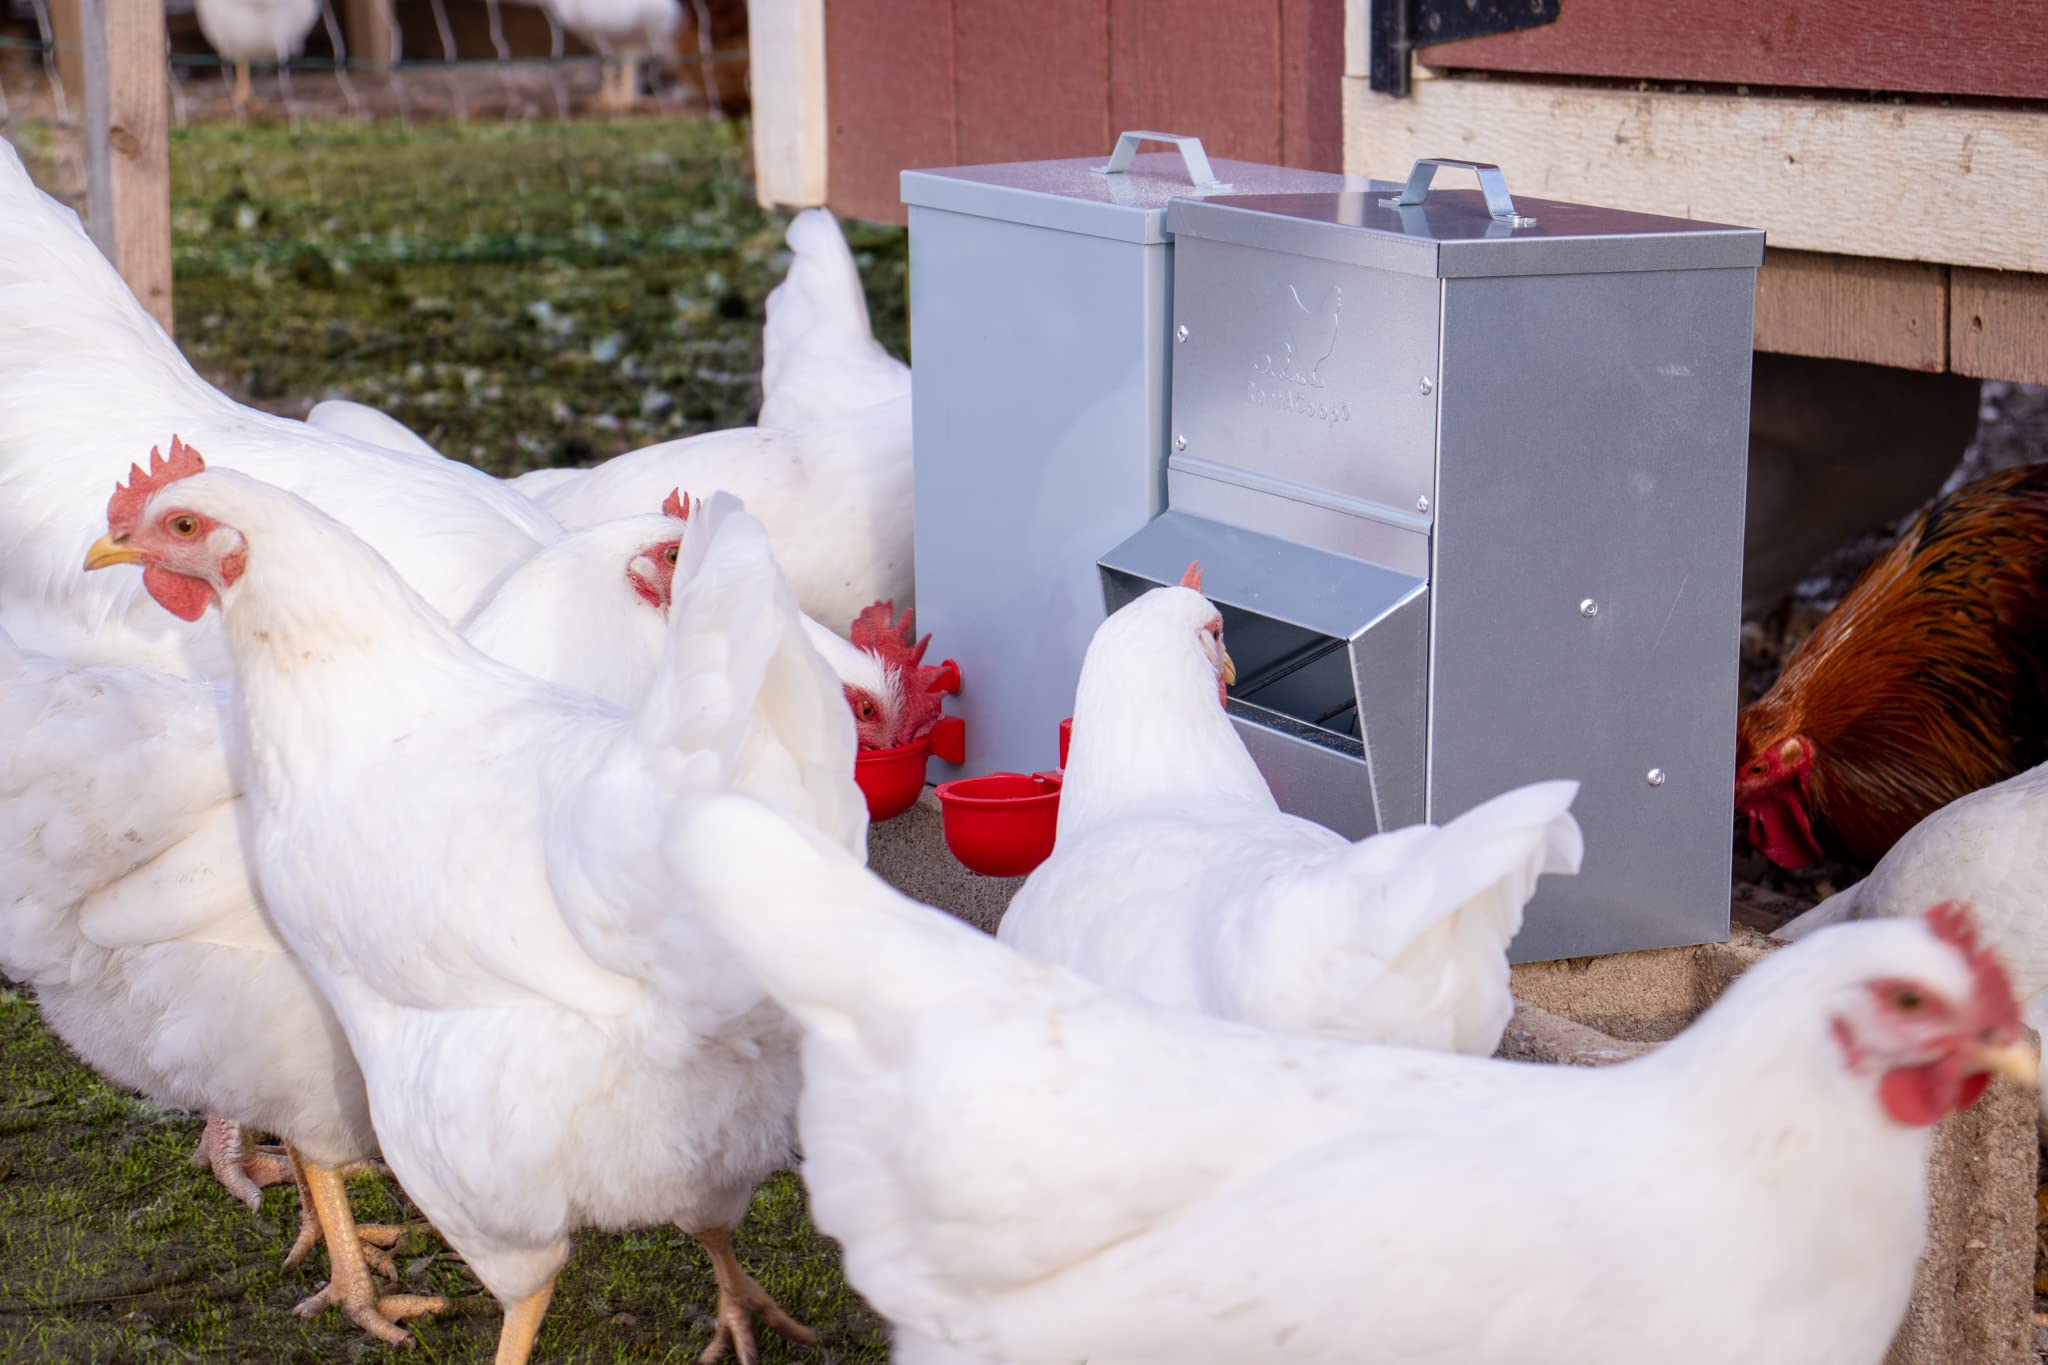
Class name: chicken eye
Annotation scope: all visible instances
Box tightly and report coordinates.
[858,702,877,719]
[664,546,679,566]
[170,515,198,538]
[1892,988,1924,1013]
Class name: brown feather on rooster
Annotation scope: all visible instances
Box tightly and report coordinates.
[1737,463,2048,871]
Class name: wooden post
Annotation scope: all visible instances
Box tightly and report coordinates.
[340,0,399,68]
[80,0,173,335]
[48,0,87,113]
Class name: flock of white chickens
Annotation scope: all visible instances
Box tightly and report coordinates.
[1,126,2041,1365]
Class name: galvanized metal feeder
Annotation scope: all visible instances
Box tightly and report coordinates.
[906,138,1764,960]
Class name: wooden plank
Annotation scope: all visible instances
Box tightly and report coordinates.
[954,0,1109,164]
[339,0,397,67]
[1417,0,2048,103]
[48,0,86,113]
[81,0,171,334]
[749,0,828,208]
[1951,269,2048,387]
[1279,0,1345,170]
[1344,71,2048,272]
[1753,249,1947,372]
[825,0,955,224]
[1108,0,1283,164]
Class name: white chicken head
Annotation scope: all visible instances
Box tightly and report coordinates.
[627,487,698,612]
[84,438,244,620]
[1084,561,1236,712]
[1802,902,2032,1127]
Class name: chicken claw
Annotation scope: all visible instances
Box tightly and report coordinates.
[280,1153,403,1278]
[288,1154,446,1344]
[693,1227,816,1365]
[191,1115,294,1209]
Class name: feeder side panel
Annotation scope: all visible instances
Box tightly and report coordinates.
[1429,265,1757,964]
[909,205,1171,779]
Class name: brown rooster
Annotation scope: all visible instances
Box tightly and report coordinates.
[1736,463,2048,870]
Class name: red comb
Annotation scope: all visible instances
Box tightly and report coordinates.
[1925,901,2021,1033]
[661,488,699,522]
[1179,561,1203,591]
[108,436,206,535]
[850,600,949,742]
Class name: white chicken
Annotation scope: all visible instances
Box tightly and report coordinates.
[1000,564,1581,1055]
[0,135,560,682]
[193,0,323,109]
[519,207,913,628]
[1774,760,2048,1129]
[1,484,701,1339]
[539,0,679,110]
[85,450,864,1361]
[676,793,2035,1365]
[303,398,447,463]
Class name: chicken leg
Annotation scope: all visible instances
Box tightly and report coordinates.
[192,1114,294,1209]
[233,61,251,111]
[493,1276,556,1365]
[693,1226,815,1365]
[279,1149,403,1280]
[289,1153,447,1345]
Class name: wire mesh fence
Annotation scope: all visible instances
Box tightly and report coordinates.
[0,0,915,485]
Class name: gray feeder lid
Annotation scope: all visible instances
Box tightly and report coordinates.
[902,130,1388,245]
[1168,159,1765,279]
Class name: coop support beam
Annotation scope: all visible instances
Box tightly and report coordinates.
[1345,68,2048,274]
[747,0,828,208]
[340,0,399,68]
[48,0,86,111]
[80,0,172,335]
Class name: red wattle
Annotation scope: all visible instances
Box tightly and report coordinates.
[142,564,214,622]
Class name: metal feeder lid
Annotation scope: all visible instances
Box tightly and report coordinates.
[901,130,1387,245]
[1166,157,1766,278]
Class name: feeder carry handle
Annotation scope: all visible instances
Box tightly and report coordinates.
[1092,131,1233,193]
[1381,158,1535,227]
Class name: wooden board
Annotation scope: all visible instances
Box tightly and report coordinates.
[1951,269,2048,386]
[1344,70,2048,272]
[81,0,171,334]
[1279,0,1345,171]
[954,0,1110,164]
[1108,0,1282,164]
[824,0,957,224]
[1753,250,1947,372]
[1417,0,2048,103]
[749,0,827,208]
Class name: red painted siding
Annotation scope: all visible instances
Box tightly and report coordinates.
[1418,0,2048,102]
[823,0,1345,225]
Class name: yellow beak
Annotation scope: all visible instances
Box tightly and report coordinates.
[1221,650,1237,687]
[83,533,145,571]
[1978,1041,2038,1087]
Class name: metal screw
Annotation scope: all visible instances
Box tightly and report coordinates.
[1646,768,1667,787]
[1418,376,1434,396]
[1415,495,1431,515]
[1173,433,1188,452]
[1175,324,1190,343]
[1579,598,1599,618]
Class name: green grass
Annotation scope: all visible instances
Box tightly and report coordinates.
[165,117,909,478]
[1,114,903,1363]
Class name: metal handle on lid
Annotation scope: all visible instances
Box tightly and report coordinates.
[1380,158,1535,227]
[1092,130,1234,193]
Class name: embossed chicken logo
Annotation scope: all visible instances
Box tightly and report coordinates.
[1254,284,1342,389]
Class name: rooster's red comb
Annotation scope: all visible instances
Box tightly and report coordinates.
[1179,561,1203,592]
[661,488,700,522]
[850,600,950,742]
[1925,901,2021,1033]
[108,436,206,535]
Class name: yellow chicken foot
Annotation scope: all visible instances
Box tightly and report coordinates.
[289,1154,446,1344]
[280,1151,402,1278]
[233,61,251,109]
[492,1276,556,1365]
[191,1115,294,1210]
[693,1226,816,1365]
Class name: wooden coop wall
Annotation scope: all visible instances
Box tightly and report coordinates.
[818,0,1347,226]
